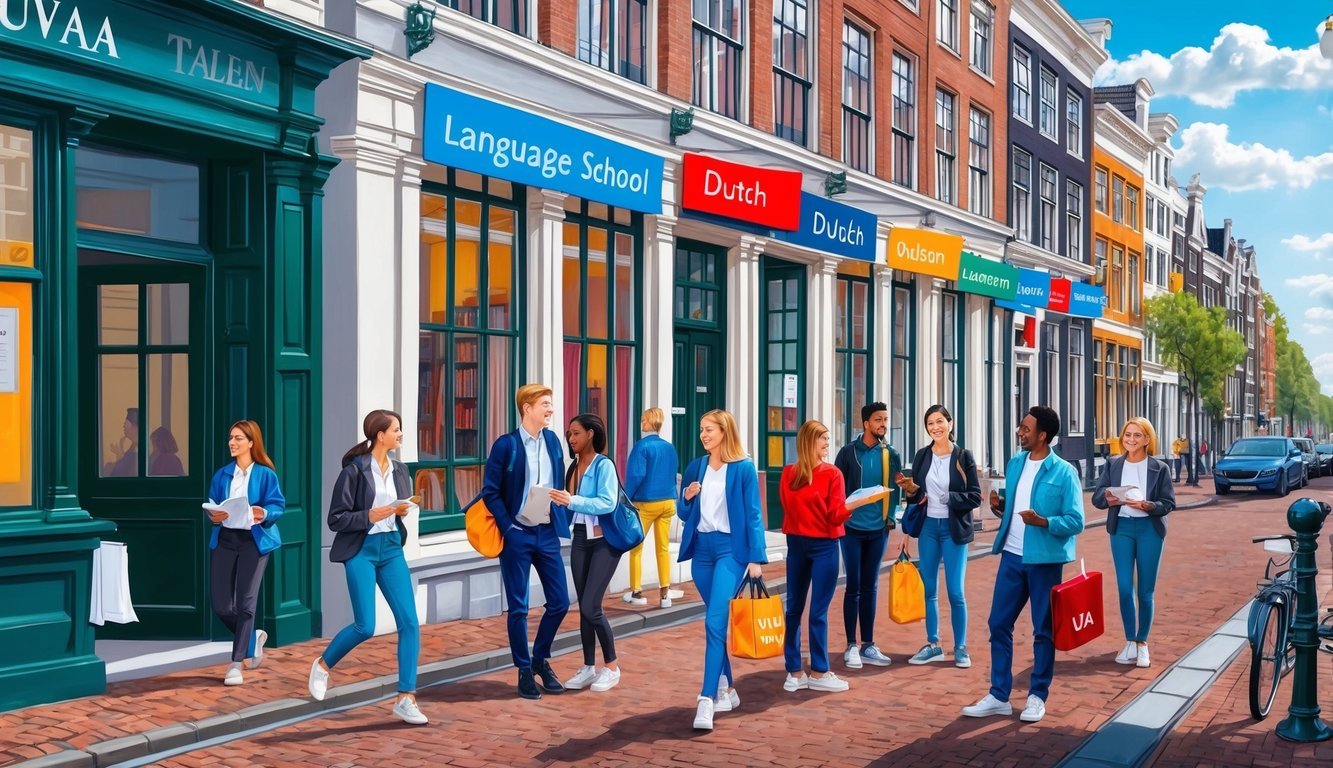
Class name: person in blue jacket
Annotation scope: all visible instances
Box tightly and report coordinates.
[621,407,680,608]
[962,406,1084,725]
[678,409,767,731]
[206,419,285,687]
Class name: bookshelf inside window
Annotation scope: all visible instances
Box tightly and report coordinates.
[454,311,481,458]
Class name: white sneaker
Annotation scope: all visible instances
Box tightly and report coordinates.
[783,672,810,692]
[667,588,685,599]
[622,591,647,606]
[565,665,598,690]
[962,693,1013,718]
[308,659,329,701]
[1136,645,1151,668]
[693,696,715,730]
[1020,695,1046,722]
[844,644,863,669]
[246,629,267,670]
[392,696,428,725]
[1115,641,1137,665]
[224,663,243,686]
[807,671,850,693]
[714,677,740,712]
[660,597,673,608]
[590,667,621,692]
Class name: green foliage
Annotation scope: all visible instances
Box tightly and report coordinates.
[1144,291,1247,408]
[1265,292,1324,432]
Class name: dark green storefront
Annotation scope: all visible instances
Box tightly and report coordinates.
[0,0,367,710]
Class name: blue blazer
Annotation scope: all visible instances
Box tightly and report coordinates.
[207,463,286,555]
[623,434,679,503]
[676,457,768,566]
[481,428,570,538]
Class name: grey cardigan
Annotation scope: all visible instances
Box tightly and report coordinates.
[1091,455,1176,537]
[328,454,412,563]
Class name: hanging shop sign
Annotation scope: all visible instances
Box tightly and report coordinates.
[997,268,1051,313]
[884,227,964,280]
[423,83,664,214]
[956,252,1018,300]
[773,193,877,262]
[1048,278,1072,313]
[680,153,802,230]
[1068,282,1107,318]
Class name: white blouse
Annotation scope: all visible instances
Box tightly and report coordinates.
[696,464,731,534]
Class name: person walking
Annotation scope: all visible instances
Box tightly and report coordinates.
[479,384,570,700]
[308,410,426,725]
[678,409,767,731]
[621,407,681,608]
[1170,435,1188,483]
[206,419,285,687]
[1092,417,1175,669]
[898,405,981,669]
[832,402,902,670]
[553,413,624,693]
[962,406,1084,724]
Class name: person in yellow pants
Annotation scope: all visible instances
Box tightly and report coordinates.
[621,408,682,608]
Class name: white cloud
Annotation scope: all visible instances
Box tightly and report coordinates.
[1304,307,1333,335]
[1096,23,1333,108]
[1284,233,1333,252]
[1175,123,1333,191]
[1314,353,1333,396]
[1286,274,1333,301]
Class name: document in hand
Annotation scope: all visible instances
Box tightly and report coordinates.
[517,485,554,526]
[203,496,253,529]
[847,485,890,506]
[1106,485,1143,501]
[393,495,422,508]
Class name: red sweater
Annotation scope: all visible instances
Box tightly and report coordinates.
[780,463,851,539]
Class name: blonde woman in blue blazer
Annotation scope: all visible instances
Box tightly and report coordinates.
[206,419,285,687]
[678,409,767,731]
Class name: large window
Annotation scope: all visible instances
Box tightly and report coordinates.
[773,0,811,145]
[1129,251,1141,317]
[940,291,963,440]
[1042,322,1060,406]
[562,198,641,469]
[417,170,523,532]
[1012,148,1031,242]
[835,275,872,446]
[448,0,528,35]
[1068,323,1084,435]
[891,51,916,188]
[937,0,958,50]
[970,1,993,75]
[1110,244,1124,312]
[1112,175,1125,223]
[891,282,915,456]
[1038,66,1057,139]
[1038,164,1057,252]
[1095,338,1141,443]
[1094,167,1108,214]
[1126,183,1140,230]
[578,0,648,84]
[967,107,991,217]
[842,21,872,172]
[935,89,956,205]
[693,0,744,120]
[1066,89,1083,157]
[1012,47,1031,123]
[1066,180,1083,262]
[0,124,33,507]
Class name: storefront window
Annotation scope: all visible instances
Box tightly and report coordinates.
[563,198,640,468]
[417,170,522,532]
[75,146,200,244]
[890,282,914,455]
[940,290,962,439]
[1042,322,1060,410]
[0,124,34,507]
[834,275,871,446]
[1069,322,1084,435]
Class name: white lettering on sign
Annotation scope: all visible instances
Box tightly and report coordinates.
[812,211,864,247]
[1073,611,1095,632]
[444,113,573,178]
[0,0,119,58]
[702,168,768,207]
[1017,283,1044,298]
[960,265,1012,291]
[580,151,649,193]
[167,33,267,94]
[895,240,947,266]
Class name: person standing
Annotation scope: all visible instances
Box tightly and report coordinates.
[832,402,902,669]
[554,413,624,693]
[962,406,1084,724]
[1170,435,1188,483]
[621,407,680,608]
[206,420,285,687]
[679,409,767,731]
[479,384,570,700]
[1092,418,1175,669]
[308,410,426,725]
[899,405,981,669]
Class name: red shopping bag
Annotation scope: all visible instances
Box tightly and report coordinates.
[1050,559,1104,651]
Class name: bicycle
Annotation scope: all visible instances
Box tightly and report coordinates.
[1247,531,1333,720]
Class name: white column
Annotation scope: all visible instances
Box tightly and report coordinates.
[526,188,568,411]
[642,211,678,443]
[808,255,840,432]
[874,264,895,408]
[397,156,424,560]
[726,236,764,457]
[963,295,988,458]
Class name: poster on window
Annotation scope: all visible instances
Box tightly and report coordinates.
[0,307,16,394]
[782,374,798,409]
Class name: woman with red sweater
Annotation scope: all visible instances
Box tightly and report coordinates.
[780,420,876,694]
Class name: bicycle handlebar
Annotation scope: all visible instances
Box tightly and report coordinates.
[1253,534,1297,543]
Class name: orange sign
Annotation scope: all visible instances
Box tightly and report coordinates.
[1168,271,1184,293]
[1,240,33,268]
[885,227,964,280]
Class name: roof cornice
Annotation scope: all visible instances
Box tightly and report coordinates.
[1012,0,1108,85]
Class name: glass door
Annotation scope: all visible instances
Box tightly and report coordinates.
[761,257,806,529]
[671,240,726,472]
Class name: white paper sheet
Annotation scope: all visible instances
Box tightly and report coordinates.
[203,495,254,529]
[517,485,554,526]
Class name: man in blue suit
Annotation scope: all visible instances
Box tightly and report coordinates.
[481,383,570,700]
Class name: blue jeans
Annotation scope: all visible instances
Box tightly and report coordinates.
[499,523,570,670]
[840,526,888,646]
[1110,516,1165,643]
[988,551,1064,703]
[321,533,420,692]
[918,516,968,647]
[783,535,841,674]
[693,531,745,698]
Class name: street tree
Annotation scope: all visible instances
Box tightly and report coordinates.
[1266,293,1323,437]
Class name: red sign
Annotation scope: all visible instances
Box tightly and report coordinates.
[681,153,803,230]
[1048,278,1071,313]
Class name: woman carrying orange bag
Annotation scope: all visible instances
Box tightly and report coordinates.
[678,410,767,731]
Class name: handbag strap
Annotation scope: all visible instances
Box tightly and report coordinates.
[881,445,890,523]
[897,539,912,562]
[732,574,770,600]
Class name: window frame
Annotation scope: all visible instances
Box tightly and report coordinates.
[1065,88,1083,157]
[1066,180,1083,263]
[967,106,991,217]
[772,0,812,146]
[1094,167,1108,214]
[935,88,956,205]
[447,0,530,36]
[692,0,746,120]
[577,0,649,84]
[1012,148,1031,242]
[834,273,874,447]
[1012,46,1032,123]
[891,50,916,188]
[969,0,993,76]
[937,0,959,51]
[841,19,873,173]
[1038,163,1057,252]
[1038,66,1058,140]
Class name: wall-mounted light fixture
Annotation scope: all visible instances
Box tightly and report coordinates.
[920,211,936,228]
[824,171,847,198]
[669,107,695,144]
[405,2,437,60]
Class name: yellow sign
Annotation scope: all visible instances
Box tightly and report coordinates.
[885,227,964,280]
[1168,271,1183,293]
[1,240,33,268]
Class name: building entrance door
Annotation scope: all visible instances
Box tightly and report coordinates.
[671,240,726,472]
[760,257,807,530]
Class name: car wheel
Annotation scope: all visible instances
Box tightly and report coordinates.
[1215,483,1230,495]
[1277,472,1289,497]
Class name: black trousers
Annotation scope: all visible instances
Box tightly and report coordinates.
[570,527,621,666]
[211,528,269,662]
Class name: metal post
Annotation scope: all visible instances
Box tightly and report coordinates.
[1276,498,1333,743]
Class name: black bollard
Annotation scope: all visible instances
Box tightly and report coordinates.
[1276,498,1333,743]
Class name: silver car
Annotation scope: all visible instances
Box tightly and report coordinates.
[1292,438,1319,482]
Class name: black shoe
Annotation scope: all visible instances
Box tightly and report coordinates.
[517,668,541,700]
[533,659,564,694]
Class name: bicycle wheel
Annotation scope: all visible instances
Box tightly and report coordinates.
[1249,601,1284,720]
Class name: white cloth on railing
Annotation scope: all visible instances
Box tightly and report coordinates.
[90,541,139,626]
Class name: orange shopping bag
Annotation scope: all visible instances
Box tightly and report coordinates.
[729,575,785,659]
[888,541,925,624]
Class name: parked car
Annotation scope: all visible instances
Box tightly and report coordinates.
[1292,438,1319,482]
[1316,444,1333,476]
[1213,437,1305,496]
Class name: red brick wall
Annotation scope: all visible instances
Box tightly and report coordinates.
[539,0,578,57]
[658,1,695,103]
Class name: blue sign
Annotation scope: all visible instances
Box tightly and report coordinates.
[1068,282,1107,317]
[997,268,1051,312]
[772,193,878,261]
[423,84,664,214]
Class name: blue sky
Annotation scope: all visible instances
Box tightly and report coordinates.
[1061,2,1333,394]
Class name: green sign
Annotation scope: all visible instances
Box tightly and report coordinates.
[957,251,1018,300]
[0,0,281,109]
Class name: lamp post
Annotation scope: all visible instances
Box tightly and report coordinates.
[1320,15,1333,59]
